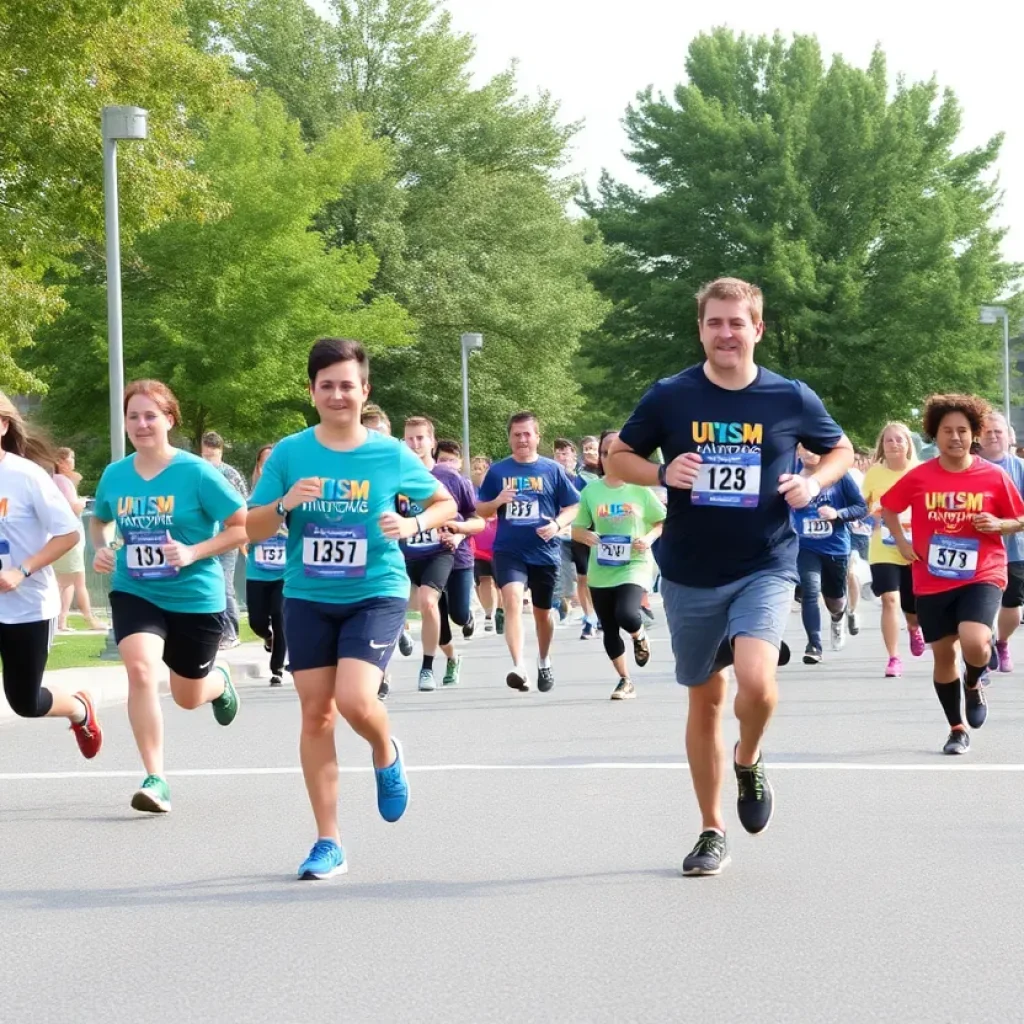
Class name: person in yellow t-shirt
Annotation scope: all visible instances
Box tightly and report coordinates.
[862,421,925,677]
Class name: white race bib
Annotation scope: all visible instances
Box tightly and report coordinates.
[802,517,833,538]
[927,535,979,580]
[124,529,178,580]
[692,452,762,508]
[507,496,541,526]
[254,537,286,572]
[406,527,441,550]
[881,524,912,547]
[596,534,631,567]
[302,524,367,579]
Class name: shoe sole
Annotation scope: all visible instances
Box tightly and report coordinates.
[378,738,409,823]
[802,655,822,665]
[610,690,636,700]
[506,671,529,692]
[299,861,349,881]
[72,692,102,759]
[131,790,171,814]
[681,855,732,877]
[944,743,970,755]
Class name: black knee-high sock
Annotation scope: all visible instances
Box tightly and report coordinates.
[964,661,987,689]
[934,679,963,727]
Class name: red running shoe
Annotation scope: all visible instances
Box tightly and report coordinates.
[70,691,103,759]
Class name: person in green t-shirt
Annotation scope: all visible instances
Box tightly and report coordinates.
[572,430,665,699]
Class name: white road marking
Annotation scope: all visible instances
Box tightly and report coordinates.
[2,761,1024,781]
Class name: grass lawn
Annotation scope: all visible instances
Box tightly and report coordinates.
[46,620,262,672]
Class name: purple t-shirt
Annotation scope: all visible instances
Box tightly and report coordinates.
[398,462,478,569]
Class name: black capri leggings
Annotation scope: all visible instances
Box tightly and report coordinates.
[1,619,55,718]
[589,584,645,660]
[246,579,286,675]
[439,567,474,647]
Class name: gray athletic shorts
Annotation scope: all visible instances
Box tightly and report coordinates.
[662,570,795,687]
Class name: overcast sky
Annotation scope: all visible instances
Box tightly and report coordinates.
[311,0,1022,272]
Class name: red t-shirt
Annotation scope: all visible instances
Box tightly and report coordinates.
[881,457,1024,595]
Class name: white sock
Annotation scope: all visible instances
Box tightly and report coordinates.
[538,655,551,669]
[70,697,87,724]
[635,625,646,641]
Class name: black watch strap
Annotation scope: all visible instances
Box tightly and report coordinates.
[657,463,668,487]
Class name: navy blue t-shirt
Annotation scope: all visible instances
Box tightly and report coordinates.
[792,472,867,557]
[478,456,581,566]
[618,365,845,587]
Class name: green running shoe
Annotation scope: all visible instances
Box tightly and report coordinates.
[131,774,171,814]
[211,661,240,726]
[442,654,462,686]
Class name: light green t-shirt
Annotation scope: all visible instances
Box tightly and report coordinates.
[573,480,666,589]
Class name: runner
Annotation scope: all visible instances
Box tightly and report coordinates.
[845,448,871,636]
[476,412,581,692]
[0,393,102,757]
[573,429,665,698]
[247,338,456,878]
[91,379,246,813]
[791,445,867,663]
[862,423,924,677]
[578,436,601,483]
[470,456,501,633]
[246,444,286,686]
[553,438,596,633]
[880,395,1024,754]
[606,276,853,876]
[399,422,482,690]
[978,411,1024,672]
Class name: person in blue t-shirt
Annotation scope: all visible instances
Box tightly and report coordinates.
[553,438,597,634]
[91,379,247,816]
[979,411,1024,673]
[476,412,581,694]
[247,338,456,881]
[792,446,867,664]
[606,276,853,877]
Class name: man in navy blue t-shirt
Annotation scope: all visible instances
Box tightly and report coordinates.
[607,276,853,877]
[477,412,580,693]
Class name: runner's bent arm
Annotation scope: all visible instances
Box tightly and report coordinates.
[802,436,855,491]
[186,510,248,561]
[604,440,661,487]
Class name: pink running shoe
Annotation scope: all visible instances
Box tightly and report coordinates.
[997,641,1013,673]
[885,656,903,678]
[909,629,926,658]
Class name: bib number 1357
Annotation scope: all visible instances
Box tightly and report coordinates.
[303,524,367,579]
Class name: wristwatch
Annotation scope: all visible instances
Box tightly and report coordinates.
[275,499,287,517]
[18,564,31,577]
[657,463,668,487]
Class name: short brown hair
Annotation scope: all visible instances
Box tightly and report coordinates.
[696,277,764,325]
[124,379,182,427]
[436,439,461,458]
[922,394,991,441]
[404,416,435,436]
[201,431,224,450]
[553,438,575,452]
[361,403,390,429]
[507,411,538,434]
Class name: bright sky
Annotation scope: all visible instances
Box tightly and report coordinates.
[311,0,1022,271]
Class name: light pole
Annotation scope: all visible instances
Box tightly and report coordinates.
[102,105,148,461]
[979,304,1011,424]
[460,333,483,477]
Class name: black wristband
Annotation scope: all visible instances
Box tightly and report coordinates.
[657,463,668,487]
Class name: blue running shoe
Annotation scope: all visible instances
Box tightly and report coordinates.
[297,838,347,880]
[375,738,409,823]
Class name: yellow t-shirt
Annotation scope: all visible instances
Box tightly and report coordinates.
[862,463,913,565]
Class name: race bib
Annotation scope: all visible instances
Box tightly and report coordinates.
[802,517,833,538]
[691,452,761,508]
[507,495,541,526]
[928,535,979,580]
[0,539,10,573]
[597,534,631,567]
[303,524,367,579]
[254,537,286,572]
[881,524,912,547]
[124,529,178,580]
[406,527,441,551]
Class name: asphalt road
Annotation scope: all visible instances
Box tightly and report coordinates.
[3,603,1024,1024]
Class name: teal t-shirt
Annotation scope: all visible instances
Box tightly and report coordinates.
[245,523,288,582]
[573,479,666,589]
[94,450,245,614]
[249,427,440,604]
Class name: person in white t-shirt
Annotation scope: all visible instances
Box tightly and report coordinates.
[0,393,103,757]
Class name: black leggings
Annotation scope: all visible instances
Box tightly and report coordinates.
[439,567,474,647]
[246,579,286,675]
[589,584,644,660]
[1,619,55,717]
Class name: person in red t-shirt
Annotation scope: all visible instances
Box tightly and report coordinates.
[881,394,1024,755]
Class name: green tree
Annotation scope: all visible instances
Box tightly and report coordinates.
[201,0,606,454]
[582,30,1019,442]
[28,91,412,472]
[0,0,238,392]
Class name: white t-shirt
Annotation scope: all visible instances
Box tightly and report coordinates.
[0,453,82,624]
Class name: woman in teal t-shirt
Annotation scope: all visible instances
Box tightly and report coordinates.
[573,430,665,700]
[245,443,287,687]
[91,379,247,814]
[247,337,456,881]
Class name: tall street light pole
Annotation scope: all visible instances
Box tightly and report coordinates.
[979,304,1011,424]
[460,333,483,477]
[102,105,148,462]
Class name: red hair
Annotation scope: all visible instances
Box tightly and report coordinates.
[124,379,182,427]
